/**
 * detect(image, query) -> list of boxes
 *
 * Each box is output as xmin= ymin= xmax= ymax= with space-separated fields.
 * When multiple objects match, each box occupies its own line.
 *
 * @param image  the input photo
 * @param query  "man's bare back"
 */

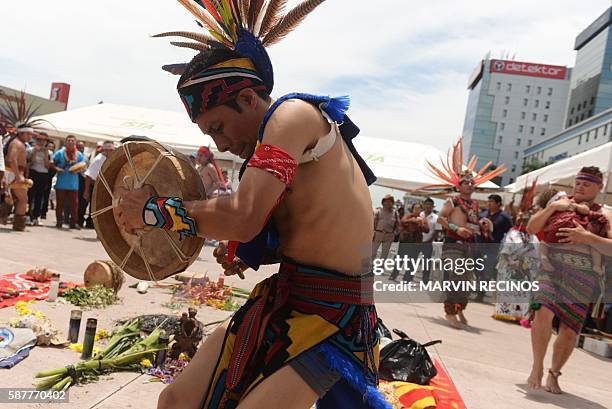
xmin=7 ymin=137 xmax=27 ymax=177
xmin=273 ymin=102 xmax=373 ymax=274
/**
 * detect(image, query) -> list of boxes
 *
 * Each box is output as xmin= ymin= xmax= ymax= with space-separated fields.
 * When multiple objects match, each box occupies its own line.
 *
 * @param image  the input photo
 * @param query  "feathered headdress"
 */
xmin=155 ymin=0 xmax=325 ymax=122
xmin=418 ymin=138 xmax=507 ymax=191
xmin=520 ymin=177 xmax=538 ymax=212
xmin=0 ymin=91 xmax=47 ymax=134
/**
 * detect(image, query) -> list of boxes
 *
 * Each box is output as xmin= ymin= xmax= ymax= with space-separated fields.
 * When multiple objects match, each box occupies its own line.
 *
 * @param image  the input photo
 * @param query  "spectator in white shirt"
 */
xmin=83 ymin=141 xmax=115 ymax=226
xmin=419 ymin=197 xmax=441 ymax=283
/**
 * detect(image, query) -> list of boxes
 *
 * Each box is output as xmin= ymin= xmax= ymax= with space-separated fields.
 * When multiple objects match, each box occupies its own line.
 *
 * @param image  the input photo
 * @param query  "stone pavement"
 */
xmin=0 ymin=217 xmax=610 ymax=409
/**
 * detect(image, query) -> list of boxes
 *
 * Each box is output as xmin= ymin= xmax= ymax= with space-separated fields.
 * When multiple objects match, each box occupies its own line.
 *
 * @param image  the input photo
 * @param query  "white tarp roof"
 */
xmin=354 ymin=136 xmax=499 ymax=192
xmin=33 ymin=103 xmax=499 ymax=191
xmin=506 ymin=141 xmax=612 ymax=205
xmin=32 ymin=103 xmax=236 ymax=161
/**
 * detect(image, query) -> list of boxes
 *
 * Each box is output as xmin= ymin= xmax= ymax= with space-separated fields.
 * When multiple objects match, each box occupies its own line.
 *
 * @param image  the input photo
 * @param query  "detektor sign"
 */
xmin=490 ymin=59 xmax=567 ymax=79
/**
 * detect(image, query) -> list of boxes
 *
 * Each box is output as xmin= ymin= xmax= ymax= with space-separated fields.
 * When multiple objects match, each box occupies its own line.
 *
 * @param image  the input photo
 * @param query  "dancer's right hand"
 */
xmin=213 ymin=241 xmax=247 ymax=279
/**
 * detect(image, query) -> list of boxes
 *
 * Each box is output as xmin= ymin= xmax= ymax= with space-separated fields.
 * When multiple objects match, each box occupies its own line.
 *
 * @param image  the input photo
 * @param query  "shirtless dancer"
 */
xmin=421 ymin=139 xmax=506 ymax=329
xmin=116 ymin=2 xmax=383 ymax=409
xmin=437 ymin=175 xmax=483 ymax=328
xmin=5 ymin=127 xmax=34 ymax=231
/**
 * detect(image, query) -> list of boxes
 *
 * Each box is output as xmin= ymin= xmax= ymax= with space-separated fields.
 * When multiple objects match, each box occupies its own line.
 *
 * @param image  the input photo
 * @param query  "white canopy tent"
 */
xmin=33 ymin=103 xmax=499 ymax=193
xmin=506 ymin=141 xmax=612 ymax=206
xmin=32 ymin=103 xmax=237 ymax=161
xmin=353 ymin=136 xmax=499 ymax=192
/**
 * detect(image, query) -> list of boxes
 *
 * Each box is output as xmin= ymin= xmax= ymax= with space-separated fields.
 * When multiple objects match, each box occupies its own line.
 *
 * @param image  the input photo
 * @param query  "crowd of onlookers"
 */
xmin=372 ymin=193 xmax=514 ymax=293
xmin=1 ymin=132 xmax=233 ymax=231
xmin=1 ymin=133 xmax=116 ymax=229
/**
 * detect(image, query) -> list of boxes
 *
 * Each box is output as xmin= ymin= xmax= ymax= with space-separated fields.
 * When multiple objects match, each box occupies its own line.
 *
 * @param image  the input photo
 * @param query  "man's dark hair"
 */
xmin=423 ymin=197 xmax=434 ymax=205
xmin=579 ymin=166 xmax=603 ymax=180
xmin=66 ymin=135 xmax=76 ymax=141
xmin=178 ymin=48 xmax=271 ymax=113
xmin=488 ymin=194 xmax=502 ymax=204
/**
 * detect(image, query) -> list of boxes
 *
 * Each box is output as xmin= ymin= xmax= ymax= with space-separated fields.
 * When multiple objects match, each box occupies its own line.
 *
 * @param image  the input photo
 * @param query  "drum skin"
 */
xmin=92 ymin=141 xmax=206 ymax=281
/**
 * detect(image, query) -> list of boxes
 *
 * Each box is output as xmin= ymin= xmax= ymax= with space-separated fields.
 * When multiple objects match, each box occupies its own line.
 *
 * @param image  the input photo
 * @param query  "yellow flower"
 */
xmin=178 ymin=353 xmax=188 ymax=362
xmin=140 ymin=358 xmax=152 ymax=368
xmin=69 ymin=343 xmax=83 ymax=353
xmin=34 ymin=311 xmax=45 ymax=319
xmin=94 ymin=329 xmax=110 ymax=342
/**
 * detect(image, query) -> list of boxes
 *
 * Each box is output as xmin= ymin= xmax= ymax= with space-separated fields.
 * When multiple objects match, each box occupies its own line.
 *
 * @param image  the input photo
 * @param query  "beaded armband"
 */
xmin=142 ymin=196 xmax=197 ymax=239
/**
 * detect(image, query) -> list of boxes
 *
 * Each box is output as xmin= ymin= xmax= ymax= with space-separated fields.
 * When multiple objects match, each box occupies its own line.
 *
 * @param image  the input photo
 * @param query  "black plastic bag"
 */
xmin=379 ymin=329 xmax=442 ymax=385
xmin=376 ymin=318 xmax=393 ymax=340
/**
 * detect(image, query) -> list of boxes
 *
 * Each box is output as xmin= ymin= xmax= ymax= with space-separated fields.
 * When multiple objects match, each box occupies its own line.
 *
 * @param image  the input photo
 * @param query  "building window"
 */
xmin=547 ymin=87 xmax=553 ymax=96
xmin=519 ymin=125 xmax=524 ymax=133
xmin=500 ymin=122 xmax=505 ymax=131
xmin=511 ymin=164 xmax=516 ymax=172
xmin=532 ymin=113 xmax=537 ymax=121
xmin=536 ymin=86 xmax=542 ymax=95
xmin=544 ymin=114 xmax=548 ymax=123
xmin=496 ymin=82 xmax=501 ymax=90
xmin=571 ymin=107 xmax=575 ymax=115
xmin=540 ymin=128 xmax=546 ymax=136
xmin=529 ymin=126 xmax=535 ymax=134
xmin=521 ymin=111 xmax=526 ymax=120
xmin=591 ymin=97 xmax=595 ymax=105
xmin=586 ymin=133 xmax=590 ymax=143
xmin=523 ymin=98 xmax=528 ymax=107
xmin=545 ymin=100 xmax=550 ymax=109
xmin=517 ymin=138 xmax=521 ymax=146
xmin=514 ymin=151 xmax=519 ymax=159
xmin=498 ymin=135 xmax=503 ymax=143
xmin=525 ymin=85 xmax=531 ymax=93
xmin=507 ymin=83 xmax=512 ymax=92
xmin=534 ymin=100 xmax=540 ymax=108
xmin=583 ymin=100 xmax=588 ymax=108
xmin=509 ymin=177 xmax=515 ymax=184
xmin=578 ymin=135 xmax=582 ymax=145
xmin=528 ymin=139 xmax=532 ymax=146
xmin=505 ymin=96 xmax=510 ymax=105
xmin=568 ymin=119 xmax=573 ymax=126
xmin=589 ymin=109 xmax=593 ymax=116
xmin=581 ymin=113 xmax=586 ymax=121
xmin=502 ymin=109 xmax=507 ymax=118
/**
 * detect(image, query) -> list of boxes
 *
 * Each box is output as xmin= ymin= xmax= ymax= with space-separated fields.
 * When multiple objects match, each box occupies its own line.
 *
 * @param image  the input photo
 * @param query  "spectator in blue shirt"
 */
xmin=52 ymin=135 xmax=85 ymax=229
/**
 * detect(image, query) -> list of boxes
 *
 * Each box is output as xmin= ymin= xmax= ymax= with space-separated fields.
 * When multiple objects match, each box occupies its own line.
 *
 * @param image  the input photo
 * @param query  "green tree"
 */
xmin=521 ymin=158 xmax=552 ymax=175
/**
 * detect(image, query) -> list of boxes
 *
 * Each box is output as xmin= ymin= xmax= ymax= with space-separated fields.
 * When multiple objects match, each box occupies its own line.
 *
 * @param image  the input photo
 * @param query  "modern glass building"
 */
xmin=462 ymin=59 xmax=571 ymax=185
xmin=565 ymin=7 xmax=612 ymax=127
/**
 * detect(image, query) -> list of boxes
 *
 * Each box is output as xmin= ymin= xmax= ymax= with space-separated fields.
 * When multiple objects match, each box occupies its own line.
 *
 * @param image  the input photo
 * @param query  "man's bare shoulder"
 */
xmin=263 ymin=99 xmax=327 ymax=146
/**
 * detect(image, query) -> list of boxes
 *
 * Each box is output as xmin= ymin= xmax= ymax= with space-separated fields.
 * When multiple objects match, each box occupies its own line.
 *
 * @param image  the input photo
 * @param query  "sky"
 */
xmin=1 ymin=0 xmax=610 ymax=154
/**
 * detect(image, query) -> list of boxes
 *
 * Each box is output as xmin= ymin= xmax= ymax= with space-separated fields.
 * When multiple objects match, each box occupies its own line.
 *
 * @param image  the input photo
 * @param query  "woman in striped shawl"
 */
xmin=525 ymin=166 xmax=612 ymax=395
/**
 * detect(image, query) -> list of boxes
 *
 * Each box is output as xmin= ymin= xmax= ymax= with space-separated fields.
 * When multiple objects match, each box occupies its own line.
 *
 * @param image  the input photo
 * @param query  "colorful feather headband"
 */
xmin=0 ymin=90 xmax=48 ymax=134
xmin=419 ymin=138 xmax=507 ymax=191
xmin=155 ymin=0 xmax=325 ymax=121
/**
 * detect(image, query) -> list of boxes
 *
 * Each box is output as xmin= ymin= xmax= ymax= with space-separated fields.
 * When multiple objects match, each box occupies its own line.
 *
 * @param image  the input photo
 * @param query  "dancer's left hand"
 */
xmin=557 ymin=220 xmax=592 ymax=244
xmin=116 ymin=185 xmax=155 ymax=234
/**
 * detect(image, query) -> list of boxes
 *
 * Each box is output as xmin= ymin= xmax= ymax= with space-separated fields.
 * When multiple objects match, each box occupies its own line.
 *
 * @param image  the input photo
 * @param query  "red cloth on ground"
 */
xmin=0 ymin=272 xmax=77 ymax=309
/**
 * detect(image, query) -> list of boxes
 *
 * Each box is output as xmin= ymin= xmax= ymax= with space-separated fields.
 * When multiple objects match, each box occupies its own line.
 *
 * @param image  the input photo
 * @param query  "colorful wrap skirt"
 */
xmin=442 ymin=240 xmax=473 ymax=315
xmin=533 ymin=248 xmax=601 ymax=334
xmin=202 ymin=259 xmax=389 ymax=409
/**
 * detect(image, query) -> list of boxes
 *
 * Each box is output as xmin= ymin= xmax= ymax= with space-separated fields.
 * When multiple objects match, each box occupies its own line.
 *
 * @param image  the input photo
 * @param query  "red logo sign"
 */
xmin=490 ymin=59 xmax=567 ymax=80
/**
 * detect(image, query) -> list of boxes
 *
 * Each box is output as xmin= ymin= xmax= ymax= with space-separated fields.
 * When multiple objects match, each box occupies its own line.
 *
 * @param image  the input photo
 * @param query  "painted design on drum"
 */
xmin=143 ymin=196 xmax=197 ymax=239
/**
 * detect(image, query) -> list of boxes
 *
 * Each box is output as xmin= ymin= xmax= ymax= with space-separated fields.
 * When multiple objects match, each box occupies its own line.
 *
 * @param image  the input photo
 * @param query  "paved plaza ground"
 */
xmin=0 ymin=216 xmax=610 ymax=409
